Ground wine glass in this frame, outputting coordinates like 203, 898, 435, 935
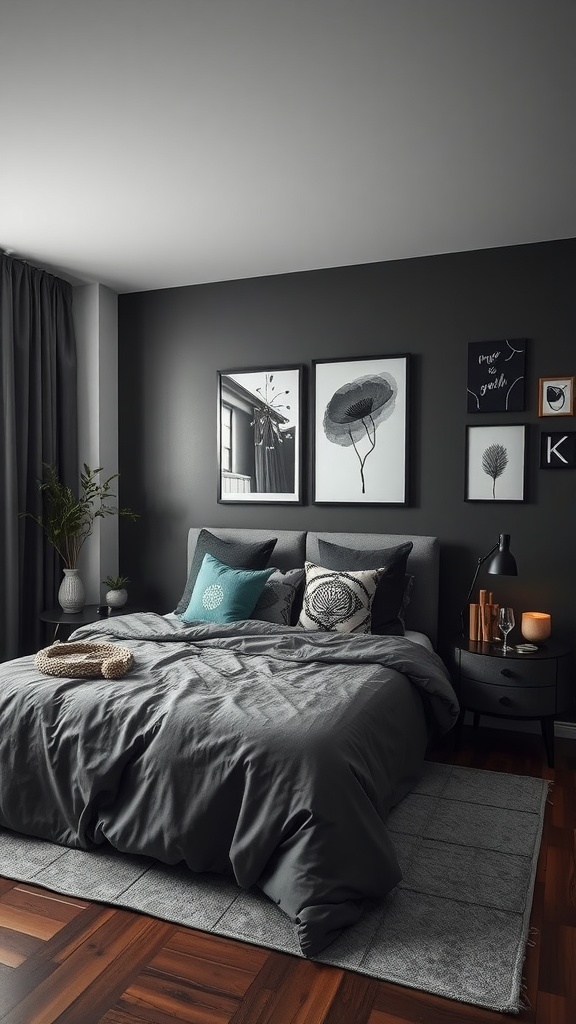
498, 607, 515, 654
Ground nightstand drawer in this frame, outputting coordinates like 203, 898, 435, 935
459, 650, 556, 688
460, 677, 557, 717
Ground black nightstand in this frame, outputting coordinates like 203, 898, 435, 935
40, 605, 142, 641
450, 638, 572, 767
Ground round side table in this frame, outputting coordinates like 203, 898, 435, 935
449, 637, 572, 767
40, 605, 141, 641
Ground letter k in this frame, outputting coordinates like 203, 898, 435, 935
547, 435, 569, 464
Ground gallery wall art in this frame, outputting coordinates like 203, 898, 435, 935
313, 354, 409, 505
467, 339, 527, 413
465, 424, 527, 502
538, 375, 574, 417
217, 365, 304, 504
540, 431, 576, 468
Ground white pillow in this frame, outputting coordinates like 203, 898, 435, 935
298, 561, 383, 634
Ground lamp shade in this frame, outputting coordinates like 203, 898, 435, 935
487, 534, 517, 577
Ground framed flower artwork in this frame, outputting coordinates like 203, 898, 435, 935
313, 354, 410, 505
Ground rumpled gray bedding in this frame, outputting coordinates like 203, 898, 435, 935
0, 612, 459, 956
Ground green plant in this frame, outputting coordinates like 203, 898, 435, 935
21, 463, 139, 569
103, 575, 130, 590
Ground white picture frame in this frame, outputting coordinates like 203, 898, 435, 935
217, 365, 304, 504
465, 424, 527, 502
313, 354, 409, 505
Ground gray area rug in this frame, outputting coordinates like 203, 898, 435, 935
0, 763, 547, 1013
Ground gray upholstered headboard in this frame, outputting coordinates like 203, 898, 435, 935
186, 527, 439, 647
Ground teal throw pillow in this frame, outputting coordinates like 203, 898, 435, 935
181, 553, 275, 624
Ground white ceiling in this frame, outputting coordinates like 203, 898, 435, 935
1, 1, 575, 294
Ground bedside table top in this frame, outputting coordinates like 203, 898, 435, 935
454, 637, 570, 661
40, 605, 142, 625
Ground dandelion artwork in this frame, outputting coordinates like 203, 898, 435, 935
466, 425, 526, 502
314, 355, 409, 505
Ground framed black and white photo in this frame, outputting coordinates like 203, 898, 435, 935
467, 339, 527, 413
465, 424, 527, 502
540, 431, 576, 469
313, 354, 409, 505
217, 365, 304, 504
538, 375, 575, 417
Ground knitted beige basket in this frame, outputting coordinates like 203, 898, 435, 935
35, 640, 134, 679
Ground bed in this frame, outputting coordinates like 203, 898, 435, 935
0, 528, 459, 957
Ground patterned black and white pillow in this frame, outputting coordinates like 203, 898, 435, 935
252, 568, 305, 626
298, 562, 383, 634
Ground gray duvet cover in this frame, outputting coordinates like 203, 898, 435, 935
0, 612, 459, 956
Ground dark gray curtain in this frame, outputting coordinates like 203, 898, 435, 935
0, 255, 77, 661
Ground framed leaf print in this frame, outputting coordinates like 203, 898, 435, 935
313, 354, 409, 505
217, 365, 304, 504
465, 424, 527, 502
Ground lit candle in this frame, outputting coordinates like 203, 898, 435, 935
521, 612, 551, 642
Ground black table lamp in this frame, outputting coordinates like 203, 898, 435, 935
461, 534, 518, 636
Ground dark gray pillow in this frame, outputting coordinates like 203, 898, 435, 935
175, 529, 277, 615
317, 538, 413, 636
399, 574, 415, 629
251, 568, 305, 626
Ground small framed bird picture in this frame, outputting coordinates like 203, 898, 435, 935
538, 376, 575, 417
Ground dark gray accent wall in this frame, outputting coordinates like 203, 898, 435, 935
118, 238, 576, 665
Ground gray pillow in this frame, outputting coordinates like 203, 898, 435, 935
399, 574, 415, 629
175, 529, 277, 615
317, 538, 413, 636
251, 568, 305, 626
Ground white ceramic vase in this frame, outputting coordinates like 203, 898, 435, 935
106, 588, 128, 609
58, 568, 86, 613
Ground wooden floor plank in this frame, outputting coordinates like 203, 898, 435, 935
0, 911, 173, 1024
148, 946, 259, 998
0, 904, 64, 943
1, 887, 87, 924
165, 928, 268, 975
0, 927, 43, 969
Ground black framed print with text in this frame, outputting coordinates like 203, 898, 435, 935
313, 354, 409, 505
467, 339, 527, 413
217, 365, 304, 504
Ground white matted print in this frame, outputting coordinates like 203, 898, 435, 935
313, 354, 409, 505
538, 376, 575, 417
217, 365, 303, 504
465, 424, 526, 502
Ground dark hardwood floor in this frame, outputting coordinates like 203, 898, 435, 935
0, 726, 574, 1023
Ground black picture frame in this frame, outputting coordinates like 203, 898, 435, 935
467, 339, 527, 413
540, 431, 576, 468
465, 424, 527, 502
313, 354, 410, 505
217, 365, 304, 505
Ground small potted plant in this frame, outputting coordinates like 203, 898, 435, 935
21, 463, 138, 612
103, 575, 130, 610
